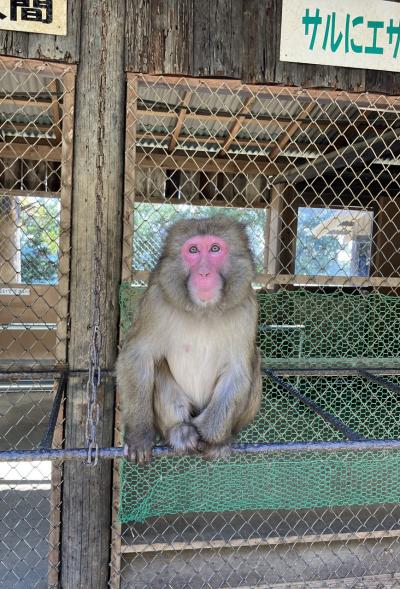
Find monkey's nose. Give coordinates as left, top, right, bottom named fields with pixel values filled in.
left=198, top=271, right=210, bottom=278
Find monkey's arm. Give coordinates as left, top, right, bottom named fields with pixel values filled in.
left=116, top=343, right=156, bottom=464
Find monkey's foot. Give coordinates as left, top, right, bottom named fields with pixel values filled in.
left=168, top=423, right=199, bottom=454
left=201, top=443, right=231, bottom=461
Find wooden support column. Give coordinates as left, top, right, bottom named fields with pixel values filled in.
left=60, top=3, right=126, bottom=589
left=0, top=194, right=21, bottom=283
left=264, top=183, right=285, bottom=288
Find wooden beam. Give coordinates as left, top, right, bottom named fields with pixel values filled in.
left=55, top=71, right=75, bottom=364
left=274, top=125, right=400, bottom=184
left=0, top=143, right=61, bottom=161
left=264, top=183, right=284, bottom=283
left=136, top=152, right=282, bottom=176
left=134, top=193, right=267, bottom=208
left=269, top=102, right=315, bottom=160
left=138, top=130, right=277, bottom=149
left=0, top=189, right=60, bottom=198
left=256, top=273, right=400, bottom=289
left=47, top=378, right=64, bottom=589
left=218, top=95, right=255, bottom=155
left=60, top=3, right=125, bottom=588
left=48, top=74, right=75, bottom=589
left=0, top=96, right=52, bottom=109
left=132, top=270, right=400, bottom=290
left=137, top=105, right=387, bottom=134
left=109, top=80, right=138, bottom=589
left=121, top=528, right=400, bottom=553
left=132, top=73, right=400, bottom=108
left=216, top=573, right=400, bottom=589
left=0, top=56, right=77, bottom=77
left=0, top=123, right=53, bottom=133
left=47, top=80, right=62, bottom=144
left=169, top=91, right=192, bottom=151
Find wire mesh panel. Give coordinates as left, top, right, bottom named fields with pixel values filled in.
left=0, top=57, right=74, bottom=370
left=111, top=74, right=400, bottom=589
left=0, top=57, right=75, bottom=589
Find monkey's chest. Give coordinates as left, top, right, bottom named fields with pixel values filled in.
left=166, top=338, right=224, bottom=409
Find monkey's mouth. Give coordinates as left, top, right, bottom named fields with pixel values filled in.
left=190, top=288, right=221, bottom=307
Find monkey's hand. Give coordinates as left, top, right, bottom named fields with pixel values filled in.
left=124, top=429, right=155, bottom=465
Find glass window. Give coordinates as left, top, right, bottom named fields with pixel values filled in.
left=295, top=207, right=374, bottom=277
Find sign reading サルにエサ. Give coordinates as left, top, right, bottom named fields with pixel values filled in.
left=0, top=0, right=66, bottom=35
left=280, top=0, right=400, bottom=73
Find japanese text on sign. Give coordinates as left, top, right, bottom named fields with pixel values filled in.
left=280, top=0, right=400, bottom=73
left=0, top=0, right=66, bottom=35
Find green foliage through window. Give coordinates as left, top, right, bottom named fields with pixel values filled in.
left=20, top=196, right=60, bottom=284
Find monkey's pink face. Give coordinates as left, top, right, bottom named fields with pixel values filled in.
left=181, top=234, right=229, bottom=305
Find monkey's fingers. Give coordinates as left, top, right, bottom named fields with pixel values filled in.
left=201, top=444, right=231, bottom=461
left=123, top=442, right=153, bottom=465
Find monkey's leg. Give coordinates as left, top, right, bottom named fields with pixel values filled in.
left=154, top=361, right=200, bottom=453
left=117, top=347, right=156, bottom=465
left=193, top=363, right=259, bottom=460
left=233, top=348, right=262, bottom=433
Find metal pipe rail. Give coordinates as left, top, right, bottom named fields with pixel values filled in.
left=358, top=369, right=400, bottom=397
left=2, top=439, right=400, bottom=462
left=263, top=369, right=365, bottom=441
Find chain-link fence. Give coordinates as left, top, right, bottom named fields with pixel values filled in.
left=2, top=64, right=400, bottom=588
left=0, top=57, right=75, bottom=588
left=111, top=75, right=400, bottom=589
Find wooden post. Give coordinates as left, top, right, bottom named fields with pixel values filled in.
left=264, top=183, right=285, bottom=288
left=109, top=76, right=138, bottom=589
left=60, top=3, right=126, bottom=588
left=48, top=68, right=75, bottom=589
left=0, top=194, right=21, bottom=283
left=55, top=70, right=75, bottom=364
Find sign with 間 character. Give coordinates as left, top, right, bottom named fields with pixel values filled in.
left=280, top=0, right=400, bottom=73
left=0, top=0, right=66, bottom=35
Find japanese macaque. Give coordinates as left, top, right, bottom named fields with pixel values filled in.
left=116, top=215, right=261, bottom=464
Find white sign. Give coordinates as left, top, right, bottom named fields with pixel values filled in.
left=0, top=0, right=66, bottom=36
left=280, top=0, right=400, bottom=73
left=0, top=287, right=30, bottom=296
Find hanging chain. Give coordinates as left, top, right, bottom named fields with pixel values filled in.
left=85, top=227, right=103, bottom=466
left=85, top=158, right=105, bottom=465
left=85, top=187, right=104, bottom=466
left=85, top=323, right=102, bottom=466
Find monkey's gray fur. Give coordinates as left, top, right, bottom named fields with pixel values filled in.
left=116, top=215, right=262, bottom=463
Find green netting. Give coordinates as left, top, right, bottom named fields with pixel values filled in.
left=120, top=451, right=400, bottom=523
left=119, top=284, right=400, bottom=522
left=120, top=285, right=400, bottom=365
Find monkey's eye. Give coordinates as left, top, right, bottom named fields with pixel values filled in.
left=188, top=245, right=199, bottom=254
left=210, top=244, right=221, bottom=253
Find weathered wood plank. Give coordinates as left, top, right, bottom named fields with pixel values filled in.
left=365, top=70, right=400, bottom=95
left=55, top=71, right=75, bottom=364
left=123, top=0, right=374, bottom=92
left=0, top=31, right=28, bottom=58
left=193, top=0, right=243, bottom=78
left=241, top=0, right=276, bottom=84
left=0, top=0, right=80, bottom=62
left=125, top=0, right=193, bottom=74
left=60, top=1, right=126, bottom=587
